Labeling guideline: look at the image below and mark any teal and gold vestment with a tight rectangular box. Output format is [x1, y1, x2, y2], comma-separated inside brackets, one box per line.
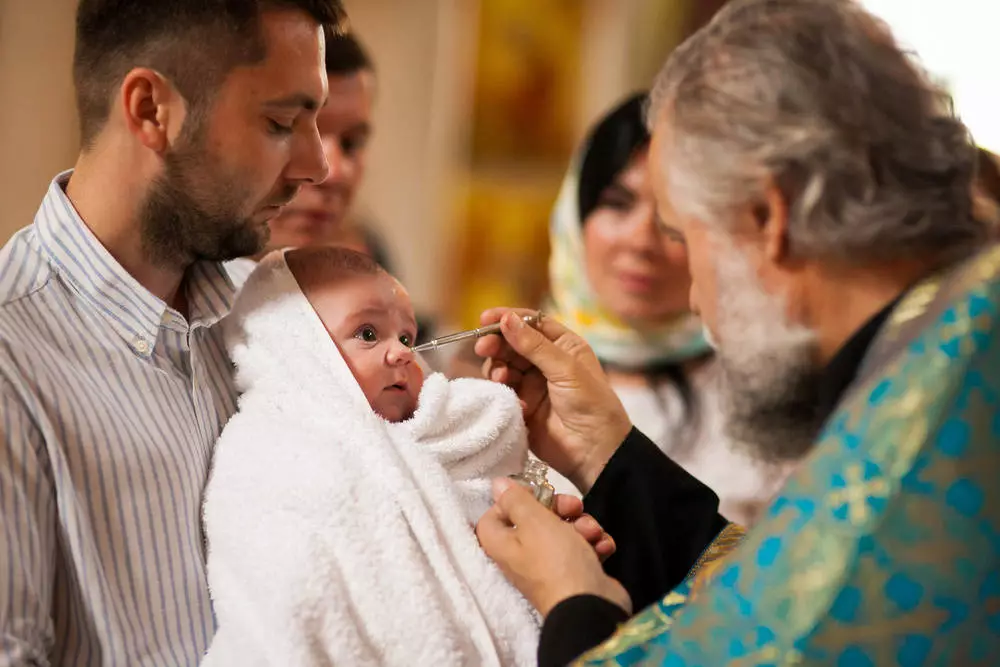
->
[577, 246, 1000, 666]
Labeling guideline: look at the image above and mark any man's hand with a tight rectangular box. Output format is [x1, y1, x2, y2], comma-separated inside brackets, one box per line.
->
[552, 493, 616, 563]
[477, 479, 631, 618]
[475, 309, 632, 493]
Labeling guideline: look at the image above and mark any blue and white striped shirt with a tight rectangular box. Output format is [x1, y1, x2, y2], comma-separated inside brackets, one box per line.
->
[0, 172, 240, 665]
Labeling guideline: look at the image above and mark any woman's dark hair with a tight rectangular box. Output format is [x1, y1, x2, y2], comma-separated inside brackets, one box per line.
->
[578, 92, 701, 430]
[577, 92, 651, 223]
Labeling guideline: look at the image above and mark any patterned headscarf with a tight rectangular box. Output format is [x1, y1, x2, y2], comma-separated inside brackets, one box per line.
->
[547, 95, 710, 369]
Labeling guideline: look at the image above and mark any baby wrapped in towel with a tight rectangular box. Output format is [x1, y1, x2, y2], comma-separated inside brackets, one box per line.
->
[202, 247, 540, 666]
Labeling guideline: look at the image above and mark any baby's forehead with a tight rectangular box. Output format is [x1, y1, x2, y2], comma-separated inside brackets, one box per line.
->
[311, 271, 415, 319]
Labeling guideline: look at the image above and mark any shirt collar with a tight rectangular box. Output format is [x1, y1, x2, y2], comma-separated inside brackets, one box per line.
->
[35, 170, 237, 359]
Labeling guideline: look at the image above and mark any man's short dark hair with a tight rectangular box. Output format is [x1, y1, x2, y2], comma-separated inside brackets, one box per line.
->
[326, 30, 374, 77]
[73, 0, 345, 149]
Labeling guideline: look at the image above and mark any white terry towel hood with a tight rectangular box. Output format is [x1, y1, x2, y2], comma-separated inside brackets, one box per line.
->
[202, 251, 539, 666]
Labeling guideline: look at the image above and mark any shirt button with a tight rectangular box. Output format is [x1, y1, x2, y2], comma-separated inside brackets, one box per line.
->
[133, 337, 151, 355]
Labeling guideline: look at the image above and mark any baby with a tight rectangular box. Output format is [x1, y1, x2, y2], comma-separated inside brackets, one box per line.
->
[201, 247, 540, 667]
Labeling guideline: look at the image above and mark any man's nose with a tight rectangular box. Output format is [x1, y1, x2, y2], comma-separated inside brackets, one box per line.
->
[319, 137, 354, 187]
[287, 124, 330, 185]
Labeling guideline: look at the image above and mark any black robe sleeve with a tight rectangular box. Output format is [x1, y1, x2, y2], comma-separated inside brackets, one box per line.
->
[537, 429, 728, 665]
[538, 595, 630, 667]
[583, 428, 729, 612]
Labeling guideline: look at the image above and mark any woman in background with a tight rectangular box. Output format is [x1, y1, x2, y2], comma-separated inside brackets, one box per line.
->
[546, 93, 794, 526]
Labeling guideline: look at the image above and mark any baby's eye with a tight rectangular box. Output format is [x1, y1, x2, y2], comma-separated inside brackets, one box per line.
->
[399, 333, 413, 348]
[355, 325, 378, 343]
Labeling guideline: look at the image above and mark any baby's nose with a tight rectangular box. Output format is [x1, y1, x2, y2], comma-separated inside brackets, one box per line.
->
[387, 340, 414, 365]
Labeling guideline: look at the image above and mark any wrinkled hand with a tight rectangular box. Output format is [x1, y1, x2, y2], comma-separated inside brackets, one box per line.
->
[475, 308, 632, 493]
[477, 478, 631, 618]
[551, 493, 616, 563]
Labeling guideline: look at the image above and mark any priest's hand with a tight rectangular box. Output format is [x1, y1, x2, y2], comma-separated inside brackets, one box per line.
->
[475, 308, 632, 494]
[551, 492, 616, 563]
[477, 478, 631, 618]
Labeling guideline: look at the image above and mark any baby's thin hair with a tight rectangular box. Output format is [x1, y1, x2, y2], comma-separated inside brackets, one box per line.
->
[285, 245, 385, 301]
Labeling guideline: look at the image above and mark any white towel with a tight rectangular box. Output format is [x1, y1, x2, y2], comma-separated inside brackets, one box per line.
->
[201, 252, 540, 667]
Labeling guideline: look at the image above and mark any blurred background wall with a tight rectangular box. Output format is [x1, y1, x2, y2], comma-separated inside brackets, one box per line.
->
[0, 0, 80, 238]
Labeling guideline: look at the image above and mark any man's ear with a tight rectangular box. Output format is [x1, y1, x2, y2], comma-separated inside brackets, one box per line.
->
[119, 67, 185, 153]
[753, 179, 791, 263]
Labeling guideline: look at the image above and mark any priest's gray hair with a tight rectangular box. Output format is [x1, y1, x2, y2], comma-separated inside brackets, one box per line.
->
[647, 0, 988, 262]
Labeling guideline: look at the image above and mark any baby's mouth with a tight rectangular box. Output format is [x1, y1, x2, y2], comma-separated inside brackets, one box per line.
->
[386, 382, 408, 392]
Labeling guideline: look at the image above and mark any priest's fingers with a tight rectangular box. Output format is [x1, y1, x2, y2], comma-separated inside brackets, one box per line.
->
[552, 494, 584, 521]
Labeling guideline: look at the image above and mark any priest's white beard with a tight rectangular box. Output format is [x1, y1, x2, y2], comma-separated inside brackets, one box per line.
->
[710, 237, 825, 463]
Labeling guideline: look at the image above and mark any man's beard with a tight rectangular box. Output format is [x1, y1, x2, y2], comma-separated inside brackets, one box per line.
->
[140, 135, 286, 268]
[711, 237, 824, 463]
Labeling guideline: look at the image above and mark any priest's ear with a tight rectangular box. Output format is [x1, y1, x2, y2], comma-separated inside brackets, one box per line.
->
[749, 177, 791, 264]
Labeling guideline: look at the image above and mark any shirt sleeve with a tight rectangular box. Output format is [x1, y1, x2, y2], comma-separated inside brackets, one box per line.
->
[583, 428, 729, 613]
[0, 378, 57, 666]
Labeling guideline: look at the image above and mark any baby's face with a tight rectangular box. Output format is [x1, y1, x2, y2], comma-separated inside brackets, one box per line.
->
[310, 272, 424, 422]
